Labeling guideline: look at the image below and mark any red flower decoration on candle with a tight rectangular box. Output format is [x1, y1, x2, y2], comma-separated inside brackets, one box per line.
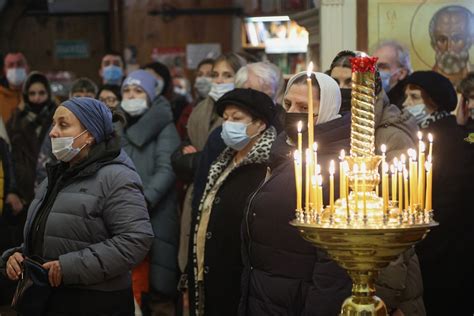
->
[350, 56, 378, 73]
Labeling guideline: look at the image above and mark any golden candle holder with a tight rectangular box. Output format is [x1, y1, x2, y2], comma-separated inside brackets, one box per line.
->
[291, 56, 437, 315]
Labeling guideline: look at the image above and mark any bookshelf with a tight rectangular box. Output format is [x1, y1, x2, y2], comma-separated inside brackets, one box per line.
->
[241, 15, 309, 76]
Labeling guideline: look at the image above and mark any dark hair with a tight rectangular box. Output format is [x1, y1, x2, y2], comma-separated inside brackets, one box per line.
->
[459, 72, 474, 97]
[97, 84, 122, 101]
[70, 77, 98, 95]
[406, 83, 438, 111]
[197, 58, 215, 71]
[329, 50, 355, 73]
[213, 52, 247, 74]
[102, 51, 125, 66]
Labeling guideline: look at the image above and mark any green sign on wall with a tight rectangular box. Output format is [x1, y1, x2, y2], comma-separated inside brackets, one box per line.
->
[55, 40, 90, 59]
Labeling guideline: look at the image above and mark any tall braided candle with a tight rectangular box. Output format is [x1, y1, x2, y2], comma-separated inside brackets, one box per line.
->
[350, 56, 378, 157]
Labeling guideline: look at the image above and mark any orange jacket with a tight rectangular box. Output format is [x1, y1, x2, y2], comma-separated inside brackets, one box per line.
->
[0, 85, 21, 122]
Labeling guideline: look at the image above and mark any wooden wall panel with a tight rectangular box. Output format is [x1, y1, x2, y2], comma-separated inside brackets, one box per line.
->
[0, 1, 108, 83]
[123, 0, 235, 66]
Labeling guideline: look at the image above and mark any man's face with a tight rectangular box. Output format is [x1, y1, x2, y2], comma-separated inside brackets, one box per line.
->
[100, 55, 123, 73]
[70, 91, 96, 98]
[373, 45, 407, 86]
[4, 53, 28, 73]
[432, 9, 472, 75]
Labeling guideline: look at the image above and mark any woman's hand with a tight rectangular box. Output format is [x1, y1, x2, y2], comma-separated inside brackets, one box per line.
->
[43, 260, 63, 287]
[6, 252, 24, 281]
[182, 145, 197, 154]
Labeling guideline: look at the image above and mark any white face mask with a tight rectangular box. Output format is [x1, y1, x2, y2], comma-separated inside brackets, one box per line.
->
[6, 68, 27, 86]
[51, 130, 88, 162]
[194, 76, 213, 98]
[208, 82, 235, 101]
[121, 98, 148, 117]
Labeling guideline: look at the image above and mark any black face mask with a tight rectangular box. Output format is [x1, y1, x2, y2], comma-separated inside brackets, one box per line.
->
[28, 101, 50, 114]
[340, 88, 352, 113]
[284, 112, 317, 144]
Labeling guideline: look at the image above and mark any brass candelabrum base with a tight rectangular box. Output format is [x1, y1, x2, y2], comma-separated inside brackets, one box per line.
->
[290, 221, 437, 316]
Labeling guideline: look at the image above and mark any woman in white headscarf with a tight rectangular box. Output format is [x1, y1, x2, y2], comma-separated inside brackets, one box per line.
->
[239, 71, 353, 316]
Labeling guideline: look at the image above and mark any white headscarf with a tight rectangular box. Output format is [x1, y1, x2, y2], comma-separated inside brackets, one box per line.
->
[284, 71, 341, 125]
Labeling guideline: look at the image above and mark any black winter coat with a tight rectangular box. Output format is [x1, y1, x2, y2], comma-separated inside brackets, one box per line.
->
[415, 115, 473, 315]
[240, 114, 353, 316]
[188, 127, 276, 316]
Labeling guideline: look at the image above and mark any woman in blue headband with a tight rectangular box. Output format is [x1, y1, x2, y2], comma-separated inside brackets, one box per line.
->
[2, 97, 154, 315]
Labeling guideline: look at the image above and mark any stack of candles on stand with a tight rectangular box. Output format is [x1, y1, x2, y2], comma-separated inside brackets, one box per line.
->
[293, 58, 434, 227]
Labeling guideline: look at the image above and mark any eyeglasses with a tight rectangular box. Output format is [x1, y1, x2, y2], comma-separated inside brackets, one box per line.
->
[28, 91, 47, 97]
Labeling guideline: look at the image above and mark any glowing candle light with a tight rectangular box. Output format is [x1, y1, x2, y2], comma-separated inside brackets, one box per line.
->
[315, 164, 321, 212]
[297, 121, 303, 155]
[312, 175, 317, 214]
[425, 156, 433, 211]
[294, 151, 302, 211]
[403, 167, 409, 211]
[381, 144, 387, 164]
[306, 62, 314, 150]
[390, 164, 396, 201]
[418, 142, 426, 210]
[318, 174, 323, 212]
[313, 142, 318, 170]
[382, 162, 389, 214]
[397, 161, 403, 210]
[339, 150, 346, 198]
[329, 160, 335, 214]
[305, 149, 311, 212]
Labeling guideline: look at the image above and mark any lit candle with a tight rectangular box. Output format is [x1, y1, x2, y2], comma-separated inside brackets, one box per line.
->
[353, 163, 359, 215]
[418, 142, 426, 210]
[380, 144, 386, 196]
[408, 149, 417, 211]
[318, 175, 323, 212]
[329, 160, 335, 214]
[361, 162, 367, 218]
[315, 164, 321, 212]
[339, 150, 346, 199]
[397, 162, 403, 210]
[294, 151, 302, 211]
[403, 167, 409, 211]
[297, 121, 303, 155]
[305, 149, 311, 212]
[382, 162, 389, 214]
[312, 175, 317, 214]
[306, 62, 314, 150]
[390, 164, 396, 201]
[428, 133, 433, 158]
[313, 142, 318, 170]
[425, 157, 432, 211]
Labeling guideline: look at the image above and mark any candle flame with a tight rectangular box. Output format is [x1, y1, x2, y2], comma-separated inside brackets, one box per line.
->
[393, 157, 399, 165]
[361, 162, 367, 173]
[381, 144, 387, 154]
[397, 161, 403, 172]
[313, 142, 318, 151]
[305, 148, 311, 160]
[407, 148, 415, 158]
[297, 121, 302, 133]
[307, 62, 314, 77]
[428, 133, 433, 143]
[403, 168, 408, 178]
[293, 150, 300, 161]
[417, 131, 423, 141]
[400, 154, 406, 164]
[316, 164, 321, 174]
[390, 164, 395, 174]
[382, 162, 389, 173]
[329, 160, 335, 174]
[318, 174, 323, 186]
[427, 154, 432, 163]
[425, 160, 431, 171]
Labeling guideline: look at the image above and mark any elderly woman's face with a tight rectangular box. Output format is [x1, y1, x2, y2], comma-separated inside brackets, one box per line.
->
[284, 84, 320, 114]
[49, 106, 93, 148]
[402, 87, 424, 107]
[330, 66, 352, 89]
[223, 105, 265, 137]
[211, 61, 235, 84]
[122, 84, 147, 101]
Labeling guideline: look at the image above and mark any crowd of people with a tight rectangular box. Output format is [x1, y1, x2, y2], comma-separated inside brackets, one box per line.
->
[0, 39, 472, 316]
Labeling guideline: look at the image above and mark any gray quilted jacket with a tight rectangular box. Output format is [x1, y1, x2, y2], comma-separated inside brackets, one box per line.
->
[2, 148, 154, 291]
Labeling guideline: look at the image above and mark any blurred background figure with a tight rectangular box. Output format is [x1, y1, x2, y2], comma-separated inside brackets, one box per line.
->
[119, 70, 180, 316]
[403, 70, 473, 315]
[97, 84, 121, 110]
[99, 51, 125, 86]
[0, 52, 29, 121]
[456, 71, 474, 136]
[372, 40, 413, 108]
[69, 77, 98, 98]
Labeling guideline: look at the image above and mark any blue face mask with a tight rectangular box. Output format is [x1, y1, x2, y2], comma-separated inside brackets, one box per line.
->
[406, 103, 430, 126]
[221, 121, 258, 151]
[103, 65, 123, 85]
[379, 71, 392, 93]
